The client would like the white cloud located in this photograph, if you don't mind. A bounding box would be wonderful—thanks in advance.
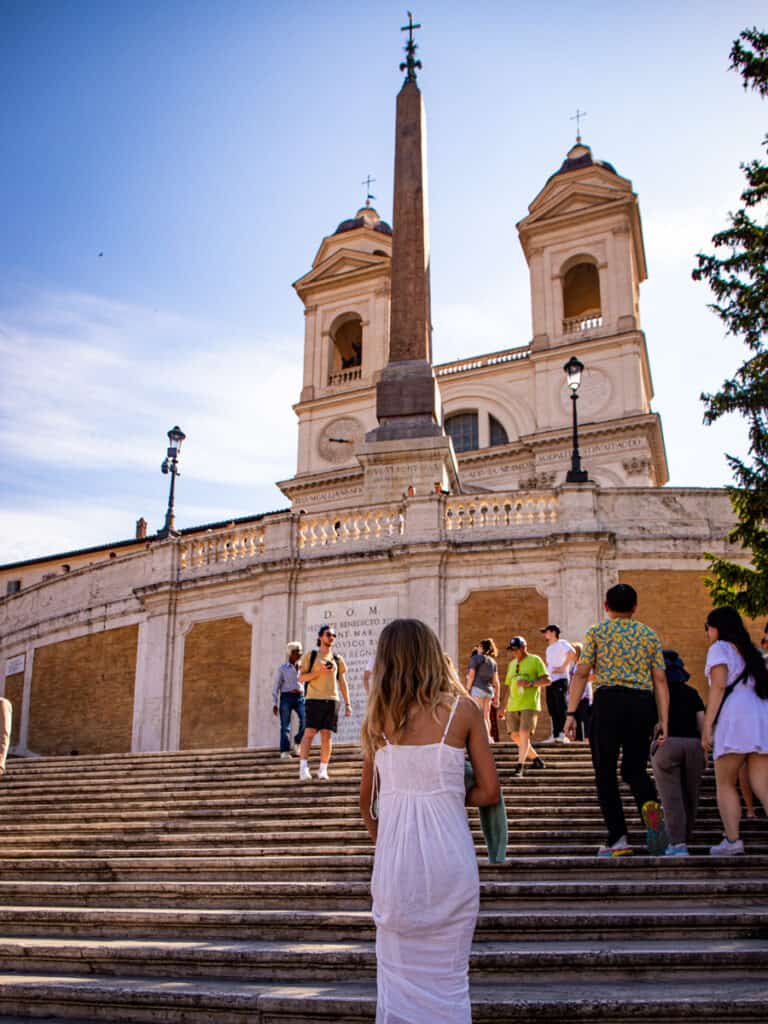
[0,289,301,489]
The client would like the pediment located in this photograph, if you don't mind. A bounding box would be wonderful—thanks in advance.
[293,248,390,292]
[525,182,629,227]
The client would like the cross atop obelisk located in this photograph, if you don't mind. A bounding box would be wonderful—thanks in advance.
[360,14,460,497]
[399,12,422,83]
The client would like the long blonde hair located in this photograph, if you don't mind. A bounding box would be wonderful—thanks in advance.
[361,618,466,758]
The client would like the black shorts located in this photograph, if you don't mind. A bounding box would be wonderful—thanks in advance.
[305,699,340,733]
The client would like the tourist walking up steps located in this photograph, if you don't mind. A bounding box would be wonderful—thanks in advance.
[566,583,670,857]
[651,650,706,857]
[499,637,550,778]
[466,638,501,742]
[298,625,351,781]
[703,606,768,856]
[540,624,575,742]
[0,697,11,777]
[272,642,305,759]
[360,618,500,1024]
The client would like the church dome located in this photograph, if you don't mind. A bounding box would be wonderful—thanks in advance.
[333,205,393,236]
[549,142,618,181]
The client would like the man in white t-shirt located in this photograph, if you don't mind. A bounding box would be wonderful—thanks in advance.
[540,625,575,743]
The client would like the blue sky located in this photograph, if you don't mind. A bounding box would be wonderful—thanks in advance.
[0,0,765,564]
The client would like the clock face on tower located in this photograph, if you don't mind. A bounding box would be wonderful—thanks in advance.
[317,417,365,464]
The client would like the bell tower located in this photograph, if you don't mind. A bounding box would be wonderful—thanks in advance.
[516,139,667,486]
[287,204,392,488]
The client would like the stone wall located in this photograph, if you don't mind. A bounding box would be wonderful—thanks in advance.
[4,672,23,748]
[180,617,251,750]
[28,625,138,755]
[458,586,553,737]
[619,569,765,701]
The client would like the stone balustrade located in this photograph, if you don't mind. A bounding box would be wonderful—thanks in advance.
[444,492,559,533]
[179,525,266,573]
[434,346,529,377]
[298,506,405,549]
[327,367,362,387]
[563,313,603,334]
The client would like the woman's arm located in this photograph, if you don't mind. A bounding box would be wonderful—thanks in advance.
[466,667,476,688]
[492,671,500,707]
[702,663,727,752]
[464,700,501,807]
[359,754,378,842]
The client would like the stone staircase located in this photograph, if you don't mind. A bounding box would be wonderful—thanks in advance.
[0,743,766,1022]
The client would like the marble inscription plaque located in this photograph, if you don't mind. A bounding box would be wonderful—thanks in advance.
[304,597,399,744]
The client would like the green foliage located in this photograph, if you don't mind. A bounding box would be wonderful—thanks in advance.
[693,27,768,615]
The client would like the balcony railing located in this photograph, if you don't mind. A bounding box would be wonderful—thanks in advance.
[179,526,266,573]
[298,506,405,549]
[444,493,559,532]
[327,367,362,387]
[563,313,603,335]
[435,346,529,377]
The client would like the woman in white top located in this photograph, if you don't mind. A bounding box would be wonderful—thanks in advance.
[703,606,768,855]
[360,619,500,1024]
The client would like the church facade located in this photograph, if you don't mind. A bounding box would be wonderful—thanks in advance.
[0,67,753,759]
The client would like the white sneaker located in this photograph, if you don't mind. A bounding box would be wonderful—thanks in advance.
[317,766,330,781]
[539,735,555,744]
[280,752,290,760]
[299,765,312,782]
[292,744,300,756]
[555,733,570,744]
[710,836,744,856]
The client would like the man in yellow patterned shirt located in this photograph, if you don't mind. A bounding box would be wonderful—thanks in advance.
[566,583,669,857]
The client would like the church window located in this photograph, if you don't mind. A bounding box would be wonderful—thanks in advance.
[489,415,509,447]
[562,261,602,333]
[445,412,479,453]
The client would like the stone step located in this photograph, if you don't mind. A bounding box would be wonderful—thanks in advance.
[0,815,734,840]
[0,936,767,983]
[0,905,764,943]
[0,798,731,829]
[1,876,765,909]
[7,973,766,1024]
[0,854,766,883]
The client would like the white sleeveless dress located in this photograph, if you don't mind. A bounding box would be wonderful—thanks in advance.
[371,698,479,1023]
[706,640,768,759]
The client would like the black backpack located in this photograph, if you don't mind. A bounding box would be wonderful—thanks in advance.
[308,649,341,671]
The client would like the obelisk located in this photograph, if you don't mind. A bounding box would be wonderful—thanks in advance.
[359,14,460,499]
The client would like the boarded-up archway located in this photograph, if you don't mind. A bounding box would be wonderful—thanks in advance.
[458,586,552,735]
[28,625,138,755]
[181,616,251,749]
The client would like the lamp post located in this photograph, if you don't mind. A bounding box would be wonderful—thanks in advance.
[158,425,186,538]
[564,357,589,483]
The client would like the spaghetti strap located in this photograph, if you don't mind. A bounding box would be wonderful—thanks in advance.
[440,695,461,743]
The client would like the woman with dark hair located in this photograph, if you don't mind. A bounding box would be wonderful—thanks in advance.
[466,639,500,742]
[703,606,768,855]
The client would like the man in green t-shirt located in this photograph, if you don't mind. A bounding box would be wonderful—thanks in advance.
[499,636,550,778]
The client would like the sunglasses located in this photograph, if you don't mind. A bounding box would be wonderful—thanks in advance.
[326,633,337,639]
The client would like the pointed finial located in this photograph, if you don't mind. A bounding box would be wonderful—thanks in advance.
[362,174,376,207]
[399,11,422,83]
[570,108,587,143]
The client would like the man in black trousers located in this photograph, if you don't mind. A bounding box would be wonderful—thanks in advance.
[566,583,670,857]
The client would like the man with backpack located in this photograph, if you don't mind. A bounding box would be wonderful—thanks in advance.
[297,625,351,781]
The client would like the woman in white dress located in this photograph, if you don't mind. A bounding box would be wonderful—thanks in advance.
[360,619,500,1024]
[703,606,768,855]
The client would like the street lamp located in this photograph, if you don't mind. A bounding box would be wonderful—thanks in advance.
[563,357,589,483]
[158,425,186,538]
